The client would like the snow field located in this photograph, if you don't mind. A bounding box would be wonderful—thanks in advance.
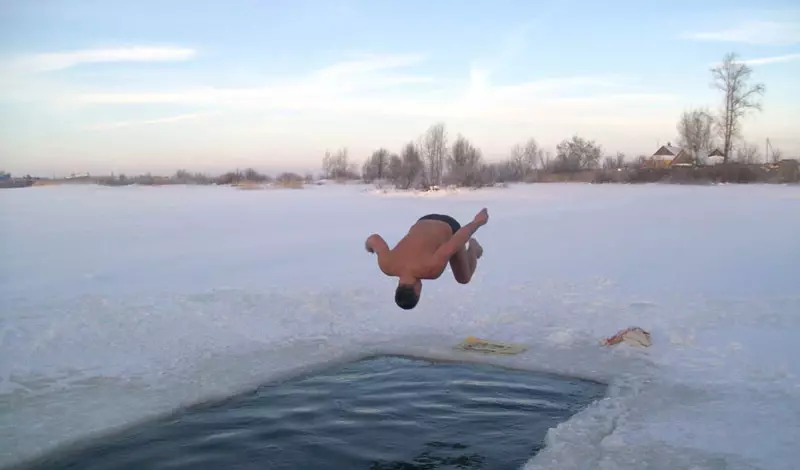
[1,182,799,469]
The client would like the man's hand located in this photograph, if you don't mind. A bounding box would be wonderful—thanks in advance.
[473,208,489,226]
[365,234,387,254]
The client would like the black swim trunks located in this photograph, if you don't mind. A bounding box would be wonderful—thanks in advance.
[418,213,461,234]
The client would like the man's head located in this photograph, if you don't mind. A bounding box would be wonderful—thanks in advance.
[395,279,421,310]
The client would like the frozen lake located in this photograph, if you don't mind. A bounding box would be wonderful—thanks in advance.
[2,182,799,469]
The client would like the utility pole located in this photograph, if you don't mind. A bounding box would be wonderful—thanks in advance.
[766,138,774,163]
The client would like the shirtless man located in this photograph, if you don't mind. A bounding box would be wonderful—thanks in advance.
[364,208,489,309]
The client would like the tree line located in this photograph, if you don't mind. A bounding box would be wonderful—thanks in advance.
[41,168,313,187]
[321,122,614,190]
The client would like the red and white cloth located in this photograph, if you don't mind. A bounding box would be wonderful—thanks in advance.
[602,327,652,347]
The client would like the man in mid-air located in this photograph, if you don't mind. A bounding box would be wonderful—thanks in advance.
[365,208,489,309]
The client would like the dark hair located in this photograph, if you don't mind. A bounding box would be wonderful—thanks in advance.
[395,284,419,310]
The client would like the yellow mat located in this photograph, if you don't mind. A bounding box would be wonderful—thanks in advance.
[455,336,528,355]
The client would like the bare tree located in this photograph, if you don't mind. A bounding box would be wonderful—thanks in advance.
[361,148,391,182]
[490,160,517,182]
[387,153,402,181]
[508,144,525,179]
[711,52,765,163]
[420,122,447,187]
[603,152,626,170]
[173,169,191,182]
[447,134,484,187]
[540,150,553,172]
[477,163,499,187]
[243,168,269,182]
[735,142,760,164]
[217,171,242,185]
[391,142,425,190]
[553,135,602,172]
[771,148,783,163]
[322,148,356,179]
[322,151,333,178]
[677,108,715,162]
[508,138,542,181]
[276,171,304,183]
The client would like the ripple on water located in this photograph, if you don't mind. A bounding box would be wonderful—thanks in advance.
[12,356,607,470]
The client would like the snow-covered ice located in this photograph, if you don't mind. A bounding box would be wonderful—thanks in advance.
[1,182,799,469]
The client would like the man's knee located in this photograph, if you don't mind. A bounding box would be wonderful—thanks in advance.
[454,270,472,284]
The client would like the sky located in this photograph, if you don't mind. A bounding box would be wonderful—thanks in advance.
[1,0,799,176]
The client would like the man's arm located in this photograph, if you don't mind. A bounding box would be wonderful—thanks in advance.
[432,221,481,264]
[365,234,396,275]
[431,209,488,265]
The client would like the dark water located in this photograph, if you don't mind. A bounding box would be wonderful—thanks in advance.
[15,356,606,470]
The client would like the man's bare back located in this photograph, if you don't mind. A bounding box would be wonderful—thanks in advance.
[365,208,489,309]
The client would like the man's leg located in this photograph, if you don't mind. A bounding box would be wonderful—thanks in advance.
[449,238,483,284]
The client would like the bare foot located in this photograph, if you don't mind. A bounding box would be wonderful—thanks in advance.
[470,238,484,259]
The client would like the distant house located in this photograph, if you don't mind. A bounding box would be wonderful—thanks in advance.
[765,159,800,182]
[698,148,725,166]
[644,143,693,168]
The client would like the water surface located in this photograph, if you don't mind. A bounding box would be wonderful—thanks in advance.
[14,356,607,470]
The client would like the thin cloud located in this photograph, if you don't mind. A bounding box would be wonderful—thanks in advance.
[741,53,800,65]
[545,93,678,106]
[8,46,197,72]
[49,51,673,127]
[303,52,433,93]
[311,52,426,78]
[73,52,437,106]
[72,78,674,124]
[469,3,564,82]
[464,9,631,106]
[708,53,800,67]
[469,74,630,97]
[683,20,800,45]
[85,113,212,130]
